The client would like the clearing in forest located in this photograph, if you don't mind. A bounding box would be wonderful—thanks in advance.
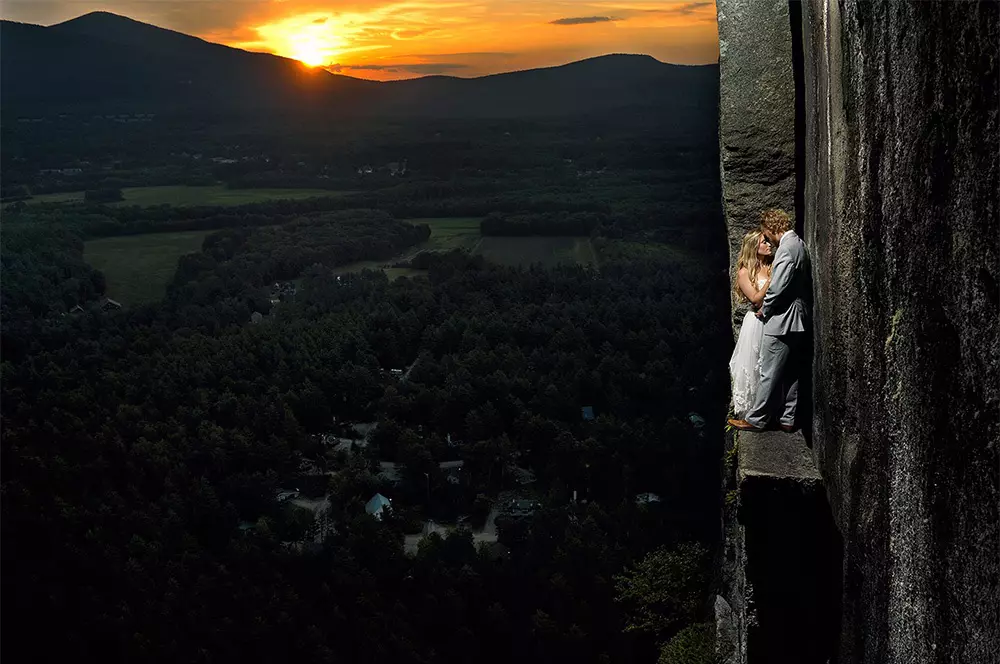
[475,236,597,268]
[405,217,483,253]
[83,230,213,304]
[331,217,483,278]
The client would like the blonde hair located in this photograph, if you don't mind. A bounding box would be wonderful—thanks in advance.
[732,230,773,303]
[760,208,792,236]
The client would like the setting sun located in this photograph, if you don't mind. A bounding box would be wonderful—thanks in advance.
[1,2,721,81]
[255,13,349,68]
[292,41,330,68]
[204,2,718,80]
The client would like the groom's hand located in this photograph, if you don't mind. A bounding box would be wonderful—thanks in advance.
[755,309,765,320]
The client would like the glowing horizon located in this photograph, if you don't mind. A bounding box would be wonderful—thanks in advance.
[1,1,719,81]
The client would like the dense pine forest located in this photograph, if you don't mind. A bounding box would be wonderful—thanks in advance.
[2,109,729,663]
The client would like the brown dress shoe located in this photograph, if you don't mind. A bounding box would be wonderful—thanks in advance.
[728,418,764,431]
[779,424,798,433]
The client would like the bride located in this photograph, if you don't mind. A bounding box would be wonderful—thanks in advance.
[729,230,774,418]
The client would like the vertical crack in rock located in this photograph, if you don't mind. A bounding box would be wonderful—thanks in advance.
[800,1,1000,662]
[716,0,797,337]
[723,0,999,662]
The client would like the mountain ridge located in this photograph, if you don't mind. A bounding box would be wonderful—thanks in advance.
[1,12,718,118]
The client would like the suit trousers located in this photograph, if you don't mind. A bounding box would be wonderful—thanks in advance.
[746,332,804,428]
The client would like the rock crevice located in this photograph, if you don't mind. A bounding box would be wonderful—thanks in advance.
[716,1,1000,662]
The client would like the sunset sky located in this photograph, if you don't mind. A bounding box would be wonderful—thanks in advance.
[1,1,719,80]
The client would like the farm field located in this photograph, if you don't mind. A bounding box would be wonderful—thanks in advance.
[83,230,213,304]
[592,238,703,267]
[475,236,597,268]
[331,217,483,278]
[405,217,483,253]
[332,222,596,277]
[29,185,350,207]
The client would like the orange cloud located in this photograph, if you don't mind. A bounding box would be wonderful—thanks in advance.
[550,16,620,25]
[208,1,717,78]
[0,1,718,80]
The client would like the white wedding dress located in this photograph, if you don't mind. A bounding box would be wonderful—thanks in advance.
[729,276,767,418]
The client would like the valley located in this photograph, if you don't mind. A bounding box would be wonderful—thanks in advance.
[0,12,728,664]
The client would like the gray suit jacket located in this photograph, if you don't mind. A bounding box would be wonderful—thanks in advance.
[760,230,811,336]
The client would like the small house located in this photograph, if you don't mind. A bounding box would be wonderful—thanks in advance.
[378,462,402,485]
[502,498,540,520]
[365,493,392,520]
[508,465,536,486]
[635,492,662,506]
[99,297,122,311]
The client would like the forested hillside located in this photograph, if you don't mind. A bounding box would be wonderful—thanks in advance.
[2,105,727,663]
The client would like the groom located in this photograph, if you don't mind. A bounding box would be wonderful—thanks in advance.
[729,208,811,433]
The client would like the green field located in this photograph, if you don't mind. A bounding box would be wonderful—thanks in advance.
[475,236,597,268]
[406,218,483,253]
[30,185,351,207]
[332,222,596,277]
[332,217,483,278]
[83,217,596,304]
[592,238,702,267]
[84,230,213,304]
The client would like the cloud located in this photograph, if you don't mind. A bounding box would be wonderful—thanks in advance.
[400,51,515,58]
[0,0,719,78]
[674,2,712,15]
[637,2,713,17]
[330,61,471,75]
[398,62,470,74]
[391,28,433,40]
[550,16,619,26]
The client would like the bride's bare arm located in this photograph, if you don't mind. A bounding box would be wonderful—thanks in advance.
[737,268,769,307]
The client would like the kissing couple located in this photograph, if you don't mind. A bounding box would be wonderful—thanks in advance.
[728,209,811,433]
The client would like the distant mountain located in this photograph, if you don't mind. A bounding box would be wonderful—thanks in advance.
[0,13,375,113]
[49,11,240,54]
[382,54,717,118]
[1,12,717,118]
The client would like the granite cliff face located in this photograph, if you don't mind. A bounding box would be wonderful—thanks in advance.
[802,2,998,662]
[717,1,999,662]
[717,0,798,334]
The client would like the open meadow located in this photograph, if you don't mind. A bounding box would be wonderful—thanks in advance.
[331,217,483,278]
[83,215,600,304]
[405,218,483,253]
[331,220,597,277]
[83,230,213,304]
[475,236,597,268]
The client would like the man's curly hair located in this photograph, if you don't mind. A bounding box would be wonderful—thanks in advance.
[759,208,792,235]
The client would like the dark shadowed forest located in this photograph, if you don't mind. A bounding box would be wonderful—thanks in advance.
[2,34,729,662]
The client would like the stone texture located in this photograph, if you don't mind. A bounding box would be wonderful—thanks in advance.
[717,431,748,664]
[734,429,840,664]
[714,595,738,664]
[717,0,798,334]
[801,1,1000,663]
[737,429,821,484]
[717,428,838,664]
